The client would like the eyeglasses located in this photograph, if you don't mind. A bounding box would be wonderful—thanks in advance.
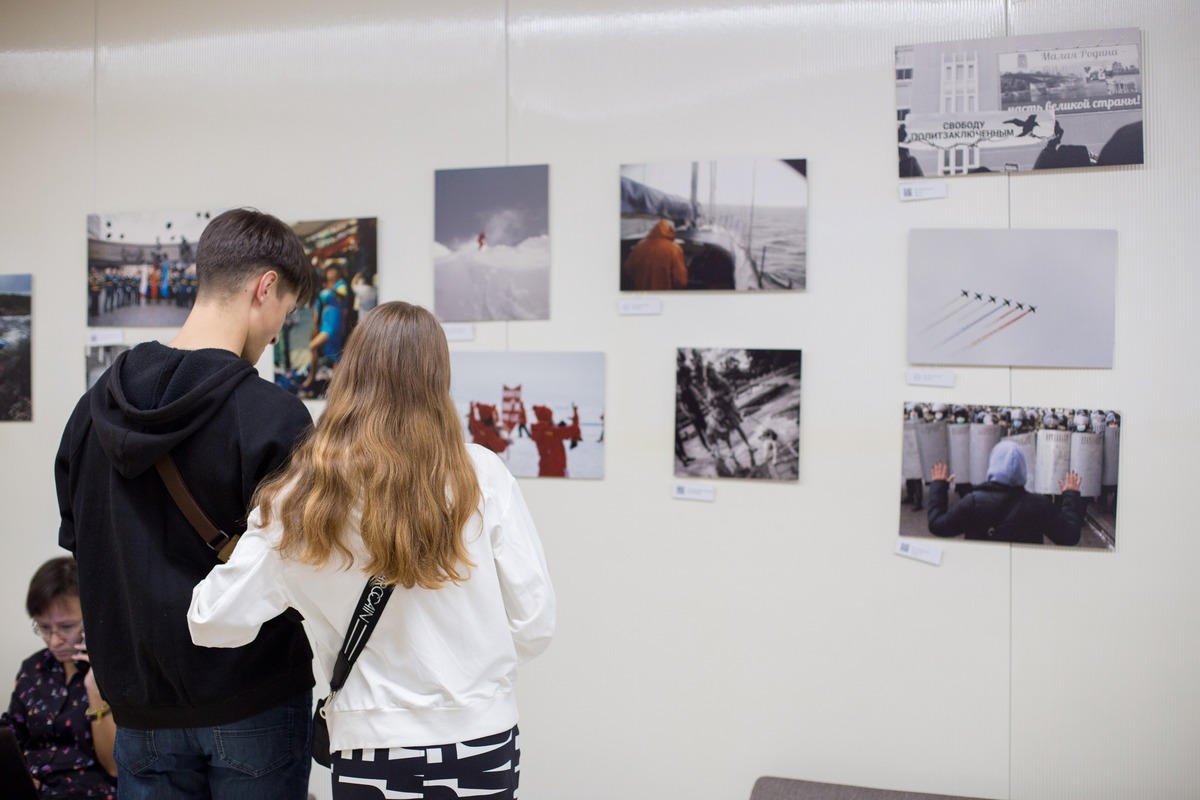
[32,620,83,640]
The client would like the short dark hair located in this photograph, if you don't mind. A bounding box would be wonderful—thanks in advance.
[26,557,78,617]
[195,208,317,305]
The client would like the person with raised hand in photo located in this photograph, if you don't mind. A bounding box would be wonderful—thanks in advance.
[927,439,1086,546]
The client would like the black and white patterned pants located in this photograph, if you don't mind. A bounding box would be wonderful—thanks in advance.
[331,725,520,799]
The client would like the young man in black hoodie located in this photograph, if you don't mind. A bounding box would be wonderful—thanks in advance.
[55,208,318,799]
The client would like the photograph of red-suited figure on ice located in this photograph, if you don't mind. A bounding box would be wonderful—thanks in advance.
[451,351,604,479]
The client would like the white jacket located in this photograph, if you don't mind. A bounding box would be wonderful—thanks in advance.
[187,444,555,751]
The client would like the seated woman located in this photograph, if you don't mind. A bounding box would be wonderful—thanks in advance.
[189,301,555,799]
[2,557,116,798]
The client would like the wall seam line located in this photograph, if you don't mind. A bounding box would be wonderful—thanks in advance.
[92,0,99,213]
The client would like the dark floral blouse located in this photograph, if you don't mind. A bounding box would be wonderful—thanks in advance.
[0,649,116,799]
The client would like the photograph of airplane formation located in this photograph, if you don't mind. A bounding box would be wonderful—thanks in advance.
[907,228,1117,369]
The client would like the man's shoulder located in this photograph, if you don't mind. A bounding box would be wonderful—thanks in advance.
[233,375,311,426]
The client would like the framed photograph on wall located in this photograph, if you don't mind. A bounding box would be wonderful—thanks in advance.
[621,159,807,291]
[274,217,377,400]
[450,351,604,479]
[434,165,550,322]
[87,209,223,328]
[901,402,1119,550]
[897,28,1143,177]
[675,348,801,480]
[0,274,32,421]
[86,343,129,390]
[907,228,1116,368]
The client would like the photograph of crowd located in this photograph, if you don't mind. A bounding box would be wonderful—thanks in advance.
[675,348,801,480]
[0,274,32,421]
[450,351,604,479]
[86,209,223,327]
[900,402,1120,550]
[434,165,550,322]
[273,217,378,400]
[85,344,129,390]
[897,27,1143,177]
[621,159,807,292]
[908,228,1116,368]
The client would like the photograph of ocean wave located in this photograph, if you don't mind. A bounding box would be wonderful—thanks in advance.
[435,164,550,322]
[0,273,31,421]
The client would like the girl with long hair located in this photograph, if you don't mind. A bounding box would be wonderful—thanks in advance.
[188,301,555,799]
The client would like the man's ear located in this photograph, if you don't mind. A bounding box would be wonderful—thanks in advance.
[253,270,280,305]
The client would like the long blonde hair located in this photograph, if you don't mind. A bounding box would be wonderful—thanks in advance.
[255,301,480,588]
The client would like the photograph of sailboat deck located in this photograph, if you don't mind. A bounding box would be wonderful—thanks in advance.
[620,159,807,291]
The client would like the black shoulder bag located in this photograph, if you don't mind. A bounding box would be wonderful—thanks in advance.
[311,575,395,768]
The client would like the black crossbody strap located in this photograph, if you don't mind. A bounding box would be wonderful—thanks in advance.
[329,576,395,692]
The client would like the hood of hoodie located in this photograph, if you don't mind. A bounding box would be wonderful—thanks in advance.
[986,439,1028,487]
[89,342,258,479]
[648,219,676,240]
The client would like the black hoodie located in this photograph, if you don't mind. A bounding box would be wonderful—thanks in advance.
[55,342,315,728]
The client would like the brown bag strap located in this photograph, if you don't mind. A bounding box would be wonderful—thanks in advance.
[154,454,240,562]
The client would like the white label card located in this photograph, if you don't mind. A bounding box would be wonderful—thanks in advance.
[671,482,715,502]
[441,323,475,342]
[618,298,663,316]
[906,367,954,388]
[894,538,943,566]
[87,329,124,346]
[898,181,948,202]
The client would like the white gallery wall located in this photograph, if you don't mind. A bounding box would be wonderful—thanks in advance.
[1,1,1197,798]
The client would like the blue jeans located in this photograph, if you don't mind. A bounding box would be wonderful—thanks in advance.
[113,691,312,800]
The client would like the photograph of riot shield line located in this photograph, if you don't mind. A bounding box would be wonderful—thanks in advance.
[901,402,1120,550]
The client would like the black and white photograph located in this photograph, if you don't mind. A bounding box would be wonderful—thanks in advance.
[450,351,604,479]
[86,343,129,390]
[897,27,1143,177]
[434,165,550,322]
[675,348,801,480]
[0,274,32,421]
[87,208,223,327]
[908,228,1117,368]
[274,217,377,400]
[621,159,807,291]
[900,402,1120,550]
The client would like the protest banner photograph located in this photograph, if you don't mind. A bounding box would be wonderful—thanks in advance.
[897,27,1142,177]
